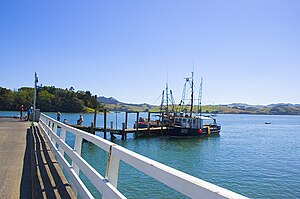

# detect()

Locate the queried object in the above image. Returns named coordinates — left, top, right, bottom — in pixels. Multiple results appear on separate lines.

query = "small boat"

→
left=134, top=117, right=160, bottom=128
left=265, top=122, right=271, bottom=124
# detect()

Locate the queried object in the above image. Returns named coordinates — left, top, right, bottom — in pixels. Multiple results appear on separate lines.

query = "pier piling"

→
left=104, top=109, right=107, bottom=139
left=125, top=112, right=128, bottom=129
left=122, top=123, right=126, bottom=140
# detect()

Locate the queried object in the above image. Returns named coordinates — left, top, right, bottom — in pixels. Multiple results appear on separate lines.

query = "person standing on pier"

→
left=27, top=107, right=32, bottom=121
left=57, top=111, right=61, bottom=121
left=77, top=115, right=83, bottom=126
left=19, top=105, right=24, bottom=119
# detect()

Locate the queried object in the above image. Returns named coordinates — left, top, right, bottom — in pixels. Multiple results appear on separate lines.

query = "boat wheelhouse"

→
left=170, top=115, right=221, bottom=137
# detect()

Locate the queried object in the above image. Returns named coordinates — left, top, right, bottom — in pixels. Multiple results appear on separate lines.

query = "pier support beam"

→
left=147, top=112, right=151, bottom=133
left=135, top=112, right=139, bottom=138
left=121, top=123, right=126, bottom=140
left=161, top=112, right=164, bottom=136
left=104, top=109, right=107, bottom=139
left=125, top=112, right=128, bottom=129
left=93, top=109, right=97, bottom=134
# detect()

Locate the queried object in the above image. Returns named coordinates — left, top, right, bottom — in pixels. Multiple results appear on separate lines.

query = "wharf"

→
left=71, top=125, right=171, bottom=139
left=0, top=118, right=75, bottom=198
left=69, top=110, right=172, bottom=139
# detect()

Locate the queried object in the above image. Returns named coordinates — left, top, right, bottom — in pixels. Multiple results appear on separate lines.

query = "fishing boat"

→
left=171, top=115, right=221, bottom=136
left=169, top=72, right=221, bottom=137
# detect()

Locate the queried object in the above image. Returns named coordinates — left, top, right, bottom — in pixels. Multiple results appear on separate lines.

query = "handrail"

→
left=38, top=113, right=248, bottom=199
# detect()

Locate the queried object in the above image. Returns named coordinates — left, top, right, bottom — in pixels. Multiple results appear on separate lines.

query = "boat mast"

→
left=169, top=90, right=175, bottom=113
left=160, top=81, right=175, bottom=115
left=166, top=83, right=169, bottom=116
left=190, top=72, right=194, bottom=117
left=160, top=90, right=164, bottom=112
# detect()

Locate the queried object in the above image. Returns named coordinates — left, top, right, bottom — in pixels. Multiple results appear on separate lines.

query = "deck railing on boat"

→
left=38, top=113, right=247, bottom=199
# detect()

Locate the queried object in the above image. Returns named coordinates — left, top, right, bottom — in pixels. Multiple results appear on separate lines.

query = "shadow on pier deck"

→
left=0, top=118, right=75, bottom=199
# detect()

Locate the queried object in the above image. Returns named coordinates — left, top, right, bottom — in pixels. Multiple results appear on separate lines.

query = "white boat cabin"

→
left=174, top=115, right=215, bottom=129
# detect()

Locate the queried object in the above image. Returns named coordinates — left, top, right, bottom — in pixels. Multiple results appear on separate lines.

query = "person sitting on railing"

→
left=77, top=115, right=83, bottom=126
left=63, top=119, right=68, bottom=124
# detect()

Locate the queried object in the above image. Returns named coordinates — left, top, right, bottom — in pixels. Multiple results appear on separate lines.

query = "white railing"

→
left=38, top=113, right=248, bottom=199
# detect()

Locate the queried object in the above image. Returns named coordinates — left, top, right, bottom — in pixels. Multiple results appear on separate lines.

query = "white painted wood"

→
left=111, top=144, right=247, bottom=199
left=39, top=118, right=126, bottom=199
left=73, top=135, right=82, bottom=175
left=106, top=146, right=120, bottom=188
left=52, top=123, right=58, bottom=146
left=38, top=122, right=93, bottom=199
left=58, top=128, right=66, bottom=156
left=39, top=113, right=248, bottom=199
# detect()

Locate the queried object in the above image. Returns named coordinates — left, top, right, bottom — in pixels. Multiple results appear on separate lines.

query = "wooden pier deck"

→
left=71, top=124, right=171, bottom=139
left=0, top=118, right=75, bottom=198
left=69, top=109, right=171, bottom=139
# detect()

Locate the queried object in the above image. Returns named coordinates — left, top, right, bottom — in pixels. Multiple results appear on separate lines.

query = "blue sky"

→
left=1, top=0, right=299, bottom=105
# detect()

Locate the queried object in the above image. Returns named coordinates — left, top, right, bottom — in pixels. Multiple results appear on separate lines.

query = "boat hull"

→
left=169, top=124, right=221, bottom=137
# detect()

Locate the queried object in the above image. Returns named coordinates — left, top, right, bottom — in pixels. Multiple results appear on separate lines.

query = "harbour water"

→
left=1, top=111, right=300, bottom=198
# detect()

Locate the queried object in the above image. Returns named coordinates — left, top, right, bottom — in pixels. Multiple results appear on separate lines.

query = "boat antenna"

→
left=190, top=58, right=195, bottom=117
left=198, top=77, right=203, bottom=117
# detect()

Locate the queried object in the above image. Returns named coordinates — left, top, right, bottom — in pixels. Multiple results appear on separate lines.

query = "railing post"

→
left=58, top=128, right=66, bottom=156
left=105, top=146, right=120, bottom=189
left=52, top=123, right=58, bottom=147
left=48, top=121, right=52, bottom=135
left=73, top=135, right=83, bottom=175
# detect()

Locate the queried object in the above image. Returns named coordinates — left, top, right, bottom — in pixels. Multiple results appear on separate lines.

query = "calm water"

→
left=1, top=111, right=300, bottom=198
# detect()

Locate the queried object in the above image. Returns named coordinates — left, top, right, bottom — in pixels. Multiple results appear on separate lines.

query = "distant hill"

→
left=98, top=96, right=120, bottom=104
left=202, top=103, right=300, bottom=115
left=97, top=96, right=156, bottom=112
left=97, top=97, right=300, bottom=115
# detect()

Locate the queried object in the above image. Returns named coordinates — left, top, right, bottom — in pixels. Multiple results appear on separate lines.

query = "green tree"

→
left=0, top=86, right=102, bottom=113
left=16, top=87, right=34, bottom=110
left=37, top=90, right=56, bottom=111
left=0, top=87, right=16, bottom=110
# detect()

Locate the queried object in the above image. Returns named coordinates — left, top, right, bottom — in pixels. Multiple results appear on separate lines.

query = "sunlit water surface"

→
left=1, top=111, right=299, bottom=198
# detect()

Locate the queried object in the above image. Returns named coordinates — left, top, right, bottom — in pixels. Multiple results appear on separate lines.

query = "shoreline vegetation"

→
left=0, top=86, right=102, bottom=113
left=1, top=86, right=300, bottom=115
